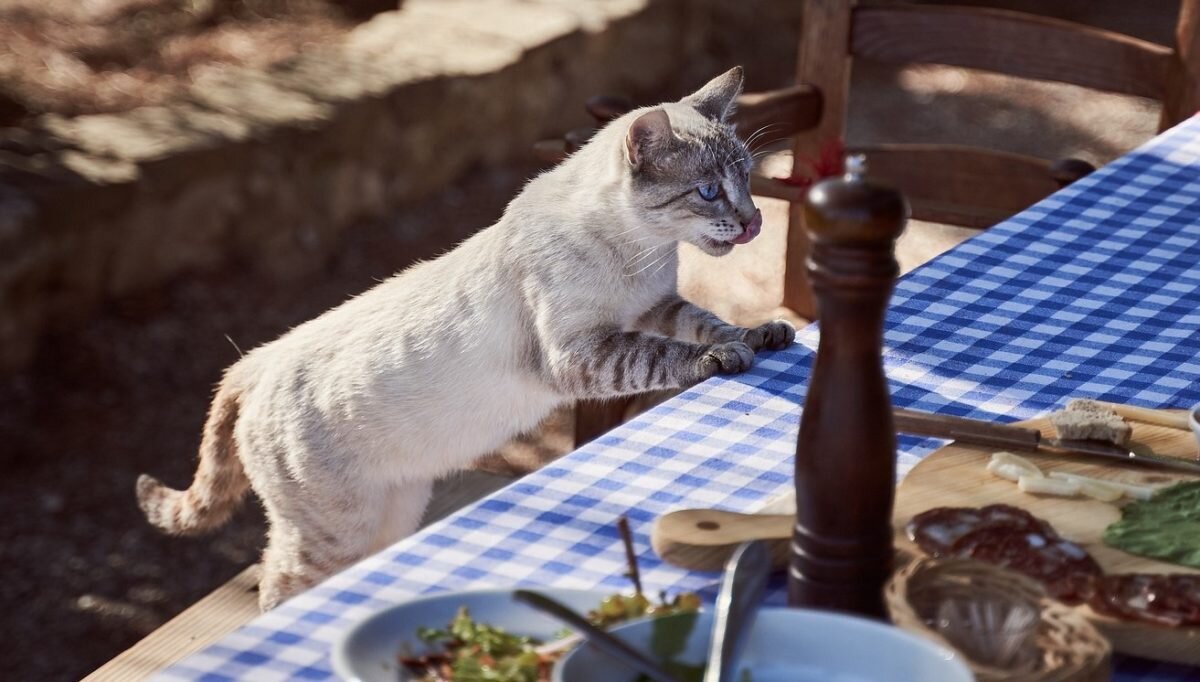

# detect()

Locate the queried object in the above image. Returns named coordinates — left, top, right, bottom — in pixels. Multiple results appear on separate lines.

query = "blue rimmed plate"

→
left=331, top=587, right=609, bottom=682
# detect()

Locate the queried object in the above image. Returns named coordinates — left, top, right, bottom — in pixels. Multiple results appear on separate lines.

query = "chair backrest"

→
left=780, top=0, right=1200, bottom=318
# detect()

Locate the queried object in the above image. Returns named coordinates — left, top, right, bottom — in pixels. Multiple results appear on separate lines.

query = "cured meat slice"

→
left=951, top=526, right=1102, bottom=604
left=909, top=505, right=1200, bottom=626
left=1089, top=574, right=1200, bottom=627
left=906, top=504, right=1053, bottom=558
left=907, top=507, right=984, bottom=557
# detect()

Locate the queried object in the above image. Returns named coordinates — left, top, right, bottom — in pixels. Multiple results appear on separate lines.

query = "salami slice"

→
left=906, top=504, right=1054, bottom=558
left=907, top=507, right=984, bottom=557
left=951, top=526, right=1102, bottom=604
left=1089, top=574, right=1200, bottom=627
left=909, top=505, right=1200, bottom=625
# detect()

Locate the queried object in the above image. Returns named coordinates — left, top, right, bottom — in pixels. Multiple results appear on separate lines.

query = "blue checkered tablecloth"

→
left=158, top=116, right=1200, bottom=682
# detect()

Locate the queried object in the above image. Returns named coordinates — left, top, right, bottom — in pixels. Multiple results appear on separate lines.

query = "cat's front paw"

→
left=697, top=341, right=754, bottom=378
left=743, top=320, right=796, bottom=351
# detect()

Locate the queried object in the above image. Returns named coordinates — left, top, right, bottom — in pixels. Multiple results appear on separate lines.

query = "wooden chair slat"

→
left=1161, top=0, right=1200, bottom=129
left=734, top=84, right=823, bottom=141
left=851, top=143, right=1059, bottom=222
left=756, top=144, right=1060, bottom=230
left=749, top=172, right=807, bottom=203
left=786, top=0, right=856, bottom=319
left=851, top=5, right=1173, bottom=100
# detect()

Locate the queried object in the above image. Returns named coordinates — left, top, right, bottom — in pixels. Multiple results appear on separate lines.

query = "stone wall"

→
left=0, top=0, right=803, bottom=371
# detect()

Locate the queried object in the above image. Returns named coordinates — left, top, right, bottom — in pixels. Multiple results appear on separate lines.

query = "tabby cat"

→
left=137, top=67, right=794, bottom=609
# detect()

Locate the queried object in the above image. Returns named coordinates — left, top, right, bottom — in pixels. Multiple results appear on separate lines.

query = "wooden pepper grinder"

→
left=788, top=154, right=908, bottom=618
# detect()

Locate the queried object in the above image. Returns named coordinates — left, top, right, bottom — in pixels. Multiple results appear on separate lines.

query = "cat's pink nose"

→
left=741, top=209, right=762, bottom=232
left=731, top=209, right=762, bottom=244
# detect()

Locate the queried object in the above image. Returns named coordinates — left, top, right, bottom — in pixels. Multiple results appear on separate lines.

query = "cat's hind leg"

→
left=256, top=482, right=389, bottom=611
left=372, top=479, right=434, bottom=552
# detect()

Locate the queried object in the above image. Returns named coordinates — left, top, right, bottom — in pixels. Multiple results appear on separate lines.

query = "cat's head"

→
left=623, top=67, right=761, bottom=257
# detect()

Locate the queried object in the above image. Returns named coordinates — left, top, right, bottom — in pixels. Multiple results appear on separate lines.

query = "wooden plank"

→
left=851, top=144, right=1059, bottom=229
left=851, top=5, right=1173, bottom=100
left=785, top=0, right=854, bottom=320
left=749, top=172, right=806, bottom=203
left=83, top=566, right=262, bottom=682
left=733, top=84, right=823, bottom=142
left=754, top=144, right=1062, bottom=230
left=1160, top=0, right=1200, bottom=130
left=904, top=199, right=1007, bottom=231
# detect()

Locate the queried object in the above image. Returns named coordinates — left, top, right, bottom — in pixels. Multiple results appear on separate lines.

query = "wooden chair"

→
left=540, top=0, right=1200, bottom=445
left=768, top=0, right=1200, bottom=319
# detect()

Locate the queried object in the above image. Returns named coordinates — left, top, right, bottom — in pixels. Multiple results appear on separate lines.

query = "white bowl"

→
left=553, top=608, right=973, bottom=682
left=331, top=588, right=609, bottom=682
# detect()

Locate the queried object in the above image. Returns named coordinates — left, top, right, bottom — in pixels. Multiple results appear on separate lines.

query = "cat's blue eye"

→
left=697, top=183, right=720, bottom=201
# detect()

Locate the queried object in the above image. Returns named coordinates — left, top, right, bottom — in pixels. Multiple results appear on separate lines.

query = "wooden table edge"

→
left=83, top=565, right=261, bottom=681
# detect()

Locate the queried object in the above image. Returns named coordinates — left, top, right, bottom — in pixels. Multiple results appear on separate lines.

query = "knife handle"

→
left=893, top=408, right=1042, bottom=451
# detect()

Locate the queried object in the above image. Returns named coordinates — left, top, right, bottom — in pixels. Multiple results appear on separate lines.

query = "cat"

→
left=136, top=66, right=795, bottom=610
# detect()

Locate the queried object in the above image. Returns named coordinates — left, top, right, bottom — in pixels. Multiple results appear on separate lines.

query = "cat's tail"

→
left=136, top=379, right=249, bottom=535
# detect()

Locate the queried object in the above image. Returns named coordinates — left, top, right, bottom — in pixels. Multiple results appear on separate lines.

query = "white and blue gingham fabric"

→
left=158, top=116, right=1200, bottom=682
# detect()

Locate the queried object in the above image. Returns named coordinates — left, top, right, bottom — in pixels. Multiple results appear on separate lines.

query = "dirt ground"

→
left=0, top=2, right=1178, bottom=680
left=0, top=162, right=538, bottom=681
left=0, top=0, right=369, bottom=124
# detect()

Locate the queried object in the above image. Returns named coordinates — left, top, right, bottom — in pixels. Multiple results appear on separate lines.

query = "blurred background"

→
left=0, top=0, right=1179, bottom=679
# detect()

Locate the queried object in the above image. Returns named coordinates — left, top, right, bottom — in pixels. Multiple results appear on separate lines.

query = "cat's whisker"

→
left=626, top=248, right=674, bottom=277
left=749, top=136, right=789, bottom=157
left=744, top=124, right=782, bottom=147
left=623, top=244, right=666, bottom=270
left=624, top=242, right=666, bottom=269
left=742, top=123, right=783, bottom=150
left=751, top=148, right=783, bottom=161
left=609, top=224, right=644, bottom=238
left=620, top=236, right=658, bottom=249
left=726, top=155, right=751, bottom=170
left=743, top=135, right=774, bottom=155
left=650, top=253, right=675, bottom=278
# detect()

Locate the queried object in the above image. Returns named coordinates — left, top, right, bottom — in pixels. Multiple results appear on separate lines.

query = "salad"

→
left=400, top=591, right=702, bottom=682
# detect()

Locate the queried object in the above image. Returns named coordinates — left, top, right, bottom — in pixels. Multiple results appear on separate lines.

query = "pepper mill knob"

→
left=803, top=154, right=907, bottom=248
left=789, top=154, right=908, bottom=618
left=845, top=153, right=867, bottom=177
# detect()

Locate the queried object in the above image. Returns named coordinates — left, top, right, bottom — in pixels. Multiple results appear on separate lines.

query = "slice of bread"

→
left=1050, top=399, right=1132, bottom=446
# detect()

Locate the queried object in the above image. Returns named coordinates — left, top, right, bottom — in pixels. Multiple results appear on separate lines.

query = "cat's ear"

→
left=683, top=66, right=743, bottom=122
left=625, top=109, right=674, bottom=169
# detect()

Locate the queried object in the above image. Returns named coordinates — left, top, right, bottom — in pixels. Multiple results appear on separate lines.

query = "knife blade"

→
left=1041, top=437, right=1200, bottom=474
left=893, top=407, right=1200, bottom=475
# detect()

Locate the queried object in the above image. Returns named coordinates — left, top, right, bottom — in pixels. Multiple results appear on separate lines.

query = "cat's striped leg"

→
left=637, top=294, right=795, bottom=350
left=545, top=325, right=752, bottom=400
left=373, top=479, right=434, bottom=551
left=257, top=480, right=390, bottom=611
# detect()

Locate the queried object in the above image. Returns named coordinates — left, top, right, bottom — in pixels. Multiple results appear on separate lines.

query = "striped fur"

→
left=136, top=377, right=248, bottom=535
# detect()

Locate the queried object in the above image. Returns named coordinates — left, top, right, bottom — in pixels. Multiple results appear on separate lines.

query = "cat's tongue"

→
left=730, top=210, right=763, bottom=244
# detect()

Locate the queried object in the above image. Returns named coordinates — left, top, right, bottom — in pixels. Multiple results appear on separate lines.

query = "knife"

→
left=893, top=407, right=1200, bottom=475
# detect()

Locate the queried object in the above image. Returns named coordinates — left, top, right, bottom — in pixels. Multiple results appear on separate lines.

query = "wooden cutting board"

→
left=894, top=414, right=1200, bottom=666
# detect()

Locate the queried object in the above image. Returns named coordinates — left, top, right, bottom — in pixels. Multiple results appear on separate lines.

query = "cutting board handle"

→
left=1096, top=401, right=1191, bottom=431
left=650, top=509, right=791, bottom=573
